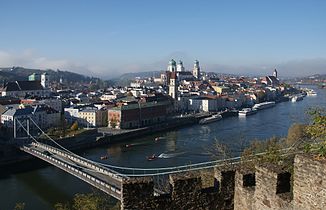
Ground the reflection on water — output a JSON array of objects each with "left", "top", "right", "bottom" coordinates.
[{"left": 1, "top": 86, "right": 325, "bottom": 210}]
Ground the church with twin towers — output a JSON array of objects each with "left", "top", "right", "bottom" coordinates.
[{"left": 166, "top": 59, "right": 201, "bottom": 99}]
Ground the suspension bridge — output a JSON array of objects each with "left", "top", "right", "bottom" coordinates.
[{"left": 13, "top": 117, "right": 300, "bottom": 201}]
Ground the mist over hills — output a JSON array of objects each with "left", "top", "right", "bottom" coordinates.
[{"left": 0, "top": 66, "right": 97, "bottom": 83}]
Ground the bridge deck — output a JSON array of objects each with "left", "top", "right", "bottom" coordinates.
[{"left": 20, "top": 143, "right": 124, "bottom": 200}]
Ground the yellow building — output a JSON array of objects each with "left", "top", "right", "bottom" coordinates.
[
  {"left": 78, "top": 108, "right": 107, "bottom": 127},
  {"left": 212, "top": 86, "right": 230, "bottom": 94}
]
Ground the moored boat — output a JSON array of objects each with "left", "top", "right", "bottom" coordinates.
[
  {"left": 252, "top": 101, "right": 275, "bottom": 110},
  {"left": 238, "top": 108, "right": 258, "bottom": 116},
  {"left": 199, "top": 114, "right": 222, "bottom": 125},
  {"left": 291, "top": 95, "right": 304, "bottom": 102}
]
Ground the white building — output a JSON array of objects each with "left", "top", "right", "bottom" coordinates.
[
  {"left": 189, "top": 97, "right": 217, "bottom": 112},
  {"left": 192, "top": 60, "right": 201, "bottom": 79},
  {"left": 169, "top": 72, "right": 177, "bottom": 99},
  {"left": 41, "top": 73, "right": 49, "bottom": 88}
]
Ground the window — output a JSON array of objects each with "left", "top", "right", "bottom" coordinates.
[
  {"left": 243, "top": 173, "right": 255, "bottom": 187},
  {"left": 276, "top": 172, "right": 291, "bottom": 194}
]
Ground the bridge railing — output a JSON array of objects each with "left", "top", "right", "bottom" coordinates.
[
  {"left": 30, "top": 142, "right": 126, "bottom": 181},
  {"left": 21, "top": 145, "right": 122, "bottom": 200}
]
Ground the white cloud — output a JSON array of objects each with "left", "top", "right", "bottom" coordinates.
[
  {"left": 0, "top": 49, "right": 97, "bottom": 76},
  {"left": 0, "top": 49, "right": 325, "bottom": 79}
]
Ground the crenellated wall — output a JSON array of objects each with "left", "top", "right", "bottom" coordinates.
[
  {"left": 293, "top": 154, "right": 326, "bottom": 210},
  {"left": 120, "top": 154, "right": 326, "bottom": 210}
]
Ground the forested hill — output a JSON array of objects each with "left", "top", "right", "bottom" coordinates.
[{"left": 0, "top": 66, "right": 96, "bottom": 83}]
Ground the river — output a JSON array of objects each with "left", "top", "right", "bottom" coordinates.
[{"left": 1, "top": 85, "right": 325, "bottom": 210}]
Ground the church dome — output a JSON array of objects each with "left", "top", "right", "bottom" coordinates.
[{"left": 169, "top": 59, "right": 176, "bottom": 65}]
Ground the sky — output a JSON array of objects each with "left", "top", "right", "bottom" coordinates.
[{"left": 0, "top": 0, "right": 326, "bottom": 78}]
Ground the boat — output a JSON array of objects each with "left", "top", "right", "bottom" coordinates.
[
  {"left": 307, "top": 90, "right": 317, "bottom": 96},
  {"left": 155, "top": 137, "right": 166, "bottom": 141},
  {"left": 100, "top": 155, "right": 108, "bottom": 160},
  {"left": 238, "top": 108, "right": 258, "bottom": 116},
  {"left": 291, "top": 95, "right": 304, "bottom": 102},
  {"left": 146, "top": 154, "right": 157, "bottom": 161},
  {"left": 252, "top": 101, "right": 275, "bottom": 110},
  {"left": 199, "top": 114, "right": 222, "bottom": 125}
]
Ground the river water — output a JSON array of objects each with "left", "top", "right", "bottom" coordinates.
[{"left": 1, "top": 85, "right": 325, "bottom": 210}]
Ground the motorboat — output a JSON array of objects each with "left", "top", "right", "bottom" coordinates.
[
  {"left": 100, "top": 155, "right": 108, "bottom": 160},
  {"left": 147, "top": 154, "right": 157, "bottom": 161}
]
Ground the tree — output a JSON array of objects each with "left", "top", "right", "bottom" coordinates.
[
  {"left": 54, "top": 203, "right": 70, "bottom": 210},
  {"left": 286, "top": 123, "right": 307, "bottom": 147},
  {"left": 305, "top": 108, "right": 326, "bottom": 140},
  {"left": 70, "top": 121, "right": 78, "bottom": 131},
  {"left": 303, "top": 108, "right": 326, "bottom": 158},
  {"left": 54, "top": 192, "right": 120, "bottom": 210},
  {"left": 13, "top": 203, "right": 25, "bottom": 210}
]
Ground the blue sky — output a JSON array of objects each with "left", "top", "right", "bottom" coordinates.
[{"left": 0, "top": 0, "right": 326, "bottom": 78}]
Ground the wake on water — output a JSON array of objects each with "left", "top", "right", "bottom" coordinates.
[{"left": 158, "top": 152, "right": 186, "bottom": 159}]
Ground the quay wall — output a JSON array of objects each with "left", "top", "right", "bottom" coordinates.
[{"left": 121, "top": 154, "right": 326, "bottom": 210}]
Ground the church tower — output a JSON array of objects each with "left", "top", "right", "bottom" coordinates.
[
  {"left": 192, "top": 60, "right": 201, "bottom": 79},
  {"left": 41, "top": 72, "right": 49, "bottom": 88},
  {"left": 273, "top": 69, "right": 278, "bottom": 78},
  {"left": 169, "top": 72, "right": 178, "bottom": 99},
  {"left": 167, "top": 59, "right": 177, "bottom": 72},
  {"left": 177, "top": 60, "right": 185, "bottom": 72}
]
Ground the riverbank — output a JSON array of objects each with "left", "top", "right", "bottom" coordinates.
[{"left": 0, "top": 112, "right": 211, "bottom": 167}]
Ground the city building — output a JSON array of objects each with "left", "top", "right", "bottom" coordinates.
[
  {"left": 1, "top": 105, "right": 60, "bottom": 130},
  {"left": 192, "top": 60, "right": 201, "bottom": 79},
  {"left": 1, "top": 81, "right": 51, "bottom": 98},
  {"left": 41, "top": 73, "right": 49, "bottom": 88},
  {"left": 108, "top": 100, "right": 170, "bottom": 129},
  {"left": 176, "top": 60, "right": 185, "bottom": 72},
  {"left": 28, "top": 73, "right": 41, "bottom": 81},
  {"left": 78, "top": 108, "right": 108, "bottom": 127},
  {"left": 167, "top": 59, "right": 177, "bottom": 72},
  {"left": 168, "top": 72, "right": 178, "bottom": 99}
]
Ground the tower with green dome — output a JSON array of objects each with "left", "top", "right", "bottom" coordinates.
[{"left": 167, "top": 59, "right": 177, "bottom": 72}]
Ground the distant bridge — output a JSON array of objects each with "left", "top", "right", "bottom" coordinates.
[{"left": 14, "top": 117, "right": 300, "bottom": 201}]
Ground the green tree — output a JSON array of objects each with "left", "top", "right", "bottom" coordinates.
[
  {"left": 54, "top": 193, "right": 119, "bottom": 210},
  {"left": 305, "top": 108, "right": 326, "bottom": 140},
  {"left": 303, "top": 108, "right": 326, "bottom": 158}
]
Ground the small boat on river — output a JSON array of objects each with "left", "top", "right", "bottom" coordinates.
[
  {"left": 146, "top": 154, "right": 157, "bottom": 161},
  {"left": 100, "top": 155, "right": 108, "bottom": 160}
]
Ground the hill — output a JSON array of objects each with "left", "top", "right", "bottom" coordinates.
[{"left": 0, "top": 66, "right": 96, "bottom": 84}]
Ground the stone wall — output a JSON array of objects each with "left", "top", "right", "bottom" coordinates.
[
  {"left": 120, "top": 154, "right": 326, "bottom": 210},
  {"left": 293, "top": 154, "right": 326, "bottom": 210},
  {"left": 121, "top": 171, "right": 235, "bottom": 210}
]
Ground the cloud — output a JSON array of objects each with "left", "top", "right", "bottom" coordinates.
[
  {"left": 0, "top": 49, "right": 325, "bottom": 79},
  {"left": 0, "top": 49, "right": 96, "bottom": 76}
]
